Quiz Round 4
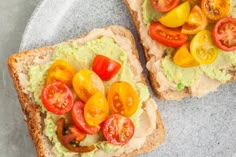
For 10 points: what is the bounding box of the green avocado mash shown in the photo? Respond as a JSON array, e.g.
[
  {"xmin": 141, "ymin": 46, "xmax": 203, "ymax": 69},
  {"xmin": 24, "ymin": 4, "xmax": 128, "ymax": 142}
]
[
  {"xmin": 28, "ymin": 37, "xmax": 149, "ymax": 157},
  {"xmin": 142, "ymin": 0, "xmax": 236, "ymax": 89},
  {"xmin": 142, "ymin": 0, "xmax": 162, "ymax": 25}
]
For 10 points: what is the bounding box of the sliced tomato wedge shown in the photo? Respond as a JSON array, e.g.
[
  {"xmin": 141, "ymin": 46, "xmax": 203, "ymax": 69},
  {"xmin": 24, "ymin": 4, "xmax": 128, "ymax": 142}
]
[
  {"xmin": 201, "ymin": 0, "xmax": 230, "ymax": 21},
  {"xmin": 56, "ymin": 118, "xmax": 95, "ymax": 153},
  {"xmin": 107, "ymin": 81, "xmax": 139, "ymax": 117},
  {"xmin": 149, "ymin": 22, "xmax": 188, "ymax": 48},
  {"xmin": 71, "ymin": 101, "xmax": 100, "ymax": 135},
  {"xmin": 190, "ymin": 30, "xmax": 219, "ymax": 64},
  {"xmin": 47, "ymin": 60, "xmax": 77, "ymax": 87},
  {"xmin": 212, "ymin": 17, "xmax": 236, "ymax": 51},
  {"xmin": 181, "ymin": 5, "xmax": 208, "ymax": 34},
  {"xmin": 41, "ymin": 81, "xmax": 73, "ymax": 115},
  {"xmin": 151, "ymin": 0, "xmax": 180, "ymax": 12},
  {"xmin": 102, "ymin": 114, "xmax": 134, "ymax": 145},
  {"xmin": 173, "ymin": 43, "xmax": 199, "ymax": 68},
  {"xmin": 72, "ymin": 69, "xmax": 105, "ymax": 102},
  {"xmin": 92, "ymin": 55, "xmax": 121, "ymax": 81},
  {"xmin": 159, "ymin": 1, "xmax": 191, "ymax": 28},
  {"xmin": 84, "ymin": 92, "xmax": 109, "ymax": 126}
]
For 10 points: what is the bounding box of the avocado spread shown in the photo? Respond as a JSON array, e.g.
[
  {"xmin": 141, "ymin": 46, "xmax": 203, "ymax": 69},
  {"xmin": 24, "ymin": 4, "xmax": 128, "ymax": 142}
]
[
  {"xmin": 142, "ymin": 0, "xmax": 236, "ymax": 90},
  {"xmin": 28, "ymin": 37, "xmax": 149, "ymax": 157}
]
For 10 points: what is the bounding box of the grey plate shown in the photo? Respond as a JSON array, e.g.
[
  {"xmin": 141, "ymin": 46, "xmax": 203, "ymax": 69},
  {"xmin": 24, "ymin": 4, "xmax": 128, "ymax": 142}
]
[{"xmin": 19, "ymin": 0, "xmax": 236, "ymax": 157}]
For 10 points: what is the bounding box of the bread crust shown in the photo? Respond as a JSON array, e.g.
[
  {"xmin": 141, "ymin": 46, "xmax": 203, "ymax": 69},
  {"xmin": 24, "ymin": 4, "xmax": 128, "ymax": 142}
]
[{"xmin": 7, "ymin": 25, "xmax": 165, "ymax": 157}]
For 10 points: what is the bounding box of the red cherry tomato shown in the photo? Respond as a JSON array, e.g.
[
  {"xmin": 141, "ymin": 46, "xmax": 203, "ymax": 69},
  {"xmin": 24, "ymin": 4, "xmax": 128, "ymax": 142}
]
[
  {"xmin": 56, "ymin": 118, "xmax": 95, "ymax": 153},
  {"xmin": 92, "ymin": 55, "xmax": 121, "ymax": 81},
  {"xmin": 212, "ymin": 17, "xmax": 236, "ymax": 51},
  {"xmin": 149, "ymin": 22, "xmax": 188, "ymax": 48},
  {"xmin": 41, "ymin": 81, "xmax": 73, "ymax": 115},
  {"xmin": 102, "ymin": 114, "xmax": 134, "ymax": 145},
  {"xmin": 150, "ymin": 0, "xmax": 180, "ymax": 12},
  {"xmin": 71, "ymin": 101, "xmax": 100, "ymax": 135}
]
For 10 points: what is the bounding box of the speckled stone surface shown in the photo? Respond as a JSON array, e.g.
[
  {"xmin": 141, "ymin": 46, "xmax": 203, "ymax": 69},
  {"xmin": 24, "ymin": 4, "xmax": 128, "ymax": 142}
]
[{"xmin": 1, "ymin": 0, "xmax": 236, "ymax": 157}]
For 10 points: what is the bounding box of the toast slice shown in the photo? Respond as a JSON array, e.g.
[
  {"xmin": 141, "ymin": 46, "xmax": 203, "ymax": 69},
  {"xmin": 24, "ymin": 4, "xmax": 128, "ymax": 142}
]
[
  {"xmin": 124, "ymin": 0, "xmax": 236, "ymax": 100},
  {"xmin": 7, "ymin": 25, "xmax": 165, "ymax": 157}
]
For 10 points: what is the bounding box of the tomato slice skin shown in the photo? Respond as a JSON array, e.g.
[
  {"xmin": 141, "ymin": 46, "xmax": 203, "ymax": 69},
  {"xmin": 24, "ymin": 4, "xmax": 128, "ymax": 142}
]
[
  {"xmin": 72, "ymin": 69, "xmax": 105, "ymax": 102},
  {"xmin": 71, "ymin": 101, "xmax": 100, "ymax": 135},
  {"xmin": 47, "ymin": 60, "xmax": 77, "ymax": 87},
  {"xmin": 201, "ymin": 0, "xmax": 230, "ymax": 21},
  {"xmin": 151, "ymin": 0, "xmax": 180, "ymax": 12},
  {"xmin": 212, "ymin": 17, "xmax": 236, "ymax": 51},
  {"xmin": 181, "ymin": 5, "xmax": 208, "ymax": 34},
  {"xmin": 41, "ymin": 81, "xmax": 74, "ymax": 115},
  {"xmin": 56, "ymin": 118, "xmax": 95, "ymax": 153},
  {"xmin": 92, "ymin": 55, "xmax": 121, "ymax": 81},
  {"xmin": 107, "ymin": 81, "xmax": 139, "ymax": 117},
  {"xmin": 102, "ymin": 114, "xmax": 134, "ymax": 145},
  {"xmin": 149, "ymin": 22, "xmax": 188, "ymax": 48},
  {"xmin": 84, "ymin": 92, "xmax": 109, "ymax": 126},
  {"xmin": 190, "ymin": 30, "xmax": 219, "ymax": 64}
]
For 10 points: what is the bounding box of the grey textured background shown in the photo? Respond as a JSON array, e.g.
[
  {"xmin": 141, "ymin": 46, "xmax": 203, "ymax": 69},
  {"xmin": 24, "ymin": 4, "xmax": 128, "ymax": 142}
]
[{"xmin": 1, "ymin": 0, "xmax": 236, "ymax": 157}]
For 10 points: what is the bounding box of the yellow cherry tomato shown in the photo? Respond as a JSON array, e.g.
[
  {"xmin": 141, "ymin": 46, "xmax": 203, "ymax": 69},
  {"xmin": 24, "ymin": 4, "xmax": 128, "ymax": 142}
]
[
  {"xmin": 84, "ymin": 92, "xmax": 109, "ymax": 126},
  {"xmin": 107, "ymin": 81, "xmax": 139, "ymax": 117},
  {"xmin": 190, "ymin": 30, "xmax": 219, "ymax": 64},
  {"xmin": 159, "ymin": 1, "xmax": 190, "ymax": 28},
  {"xmin": 47, "ymin": 60, "xmax": 77, "ymax": 87},
  {"xmin": 173, "ymin": 43, "xmax": 199, "ymax": 68},
  {"xmin": 72, "ymin": 69, "xmax": 105, "ymax": 102}
]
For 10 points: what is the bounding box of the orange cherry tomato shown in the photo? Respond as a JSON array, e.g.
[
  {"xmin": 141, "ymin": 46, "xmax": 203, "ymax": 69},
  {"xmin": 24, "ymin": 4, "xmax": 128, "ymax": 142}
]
[
  {"xmin": 102, "ymin": 114, "xmax": 134, "ymax": 145},
  {"xmin": 107, "ymin": 81, "xmax": 139, "ymax": 117},
  {"xmin": 72, "ymin": 101, "xmax": 100, "ymax": 135},
  {"xmin": 173, "ymin": 43, "xmax": 199, "ymax": 68},
  {"xmin": 181, "ymin": 5, "xmax": 208, "ymax": 34},
  {"xmin": 84, "ymin": 92, "xmax": 109, "ymax": 126},
  {"xmin": 201, "ymin": 0, "xmax": 230, "ymax": 21},
  {"xmin": 72, "ymin": 69, "xmax": 105, "ymax": 102},
  {"xmin": 92, "ymin": 55, "xmax": 121, "ymax": 81},
  {"xmin": 47, "ymin": 60, "xmax": 77, "ymax": 87}
]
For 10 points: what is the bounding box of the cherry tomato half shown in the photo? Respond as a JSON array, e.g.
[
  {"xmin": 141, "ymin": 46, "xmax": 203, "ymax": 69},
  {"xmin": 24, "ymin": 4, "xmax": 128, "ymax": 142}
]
[
  {"xmin": 151, "ymin": 0, "xmax": 180, "ymax": 12},
  {"xmin": 159, "ymin": 1, "xmax": 190, "ymax": 28},
  {"xmin": 190, "ymin": 30, "xmax": 219, "ymax": 64},
  {"xmin": 181, "ymin": 5, "xmax": 208, "ymax": 34},
  {"xmin": 107, "ymin": 81, "xmax": 139, "ymax": 117},
  {"xmin": 72, "ymin": 101, "xmax": 100, "ymax": 135},
  {"xmin": 173, "ymin": 43, "xmax": 199, "ymax": 68},
  {"xmin": 92, "ymin": 55, "xmax": 121, "ymax": 81},
  {"xmin": 201, "ymin": 0, "xmax": 230, "ymax": 21},
  {"xmin": 212, "ymin": 17, "xmax": 236, "ymax": 51},
  {"xmin": 56, "ymin": 118, "xmax": 95, "ymax": 153},
  {"xmin": 102, "ymin": 114, "xmax": 134, "ymax": 145},
  {"xmin": 149, "ymin": 22, "xmax": 188, "ymax": 48},
  {"xmin": 41, "ymin": 81, "xmax": 73, "ymax": 115},
  {"xmin": 72, "ymin": 69, "xmax": 105, "ymax": 102},
  {"xmin": 47, "ymin": 60, "xmax": 77, "ymax": 87},
  {"xmin": 84, "ymin": 92, "xmax": 109, "ymax": 126}
]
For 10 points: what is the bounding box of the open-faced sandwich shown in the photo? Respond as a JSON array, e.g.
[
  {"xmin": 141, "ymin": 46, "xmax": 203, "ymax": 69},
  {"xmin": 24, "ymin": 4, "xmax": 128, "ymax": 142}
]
[
  {"xmin": 124, "ymin": 0, "xmax": 236, "ymax": 100},
  {"xmin": 7, "ymin": 25, "xmax": 165, "ymax": 157}
]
